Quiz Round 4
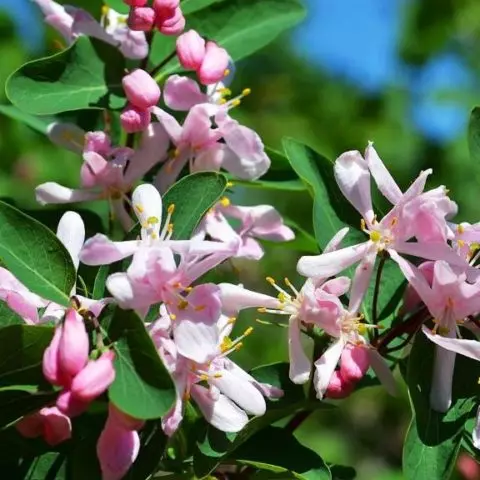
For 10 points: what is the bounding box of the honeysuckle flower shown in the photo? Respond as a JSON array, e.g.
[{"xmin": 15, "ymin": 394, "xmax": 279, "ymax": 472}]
[
  {"xmin": 36, "ymin": 124, "xmax": 170, "ymax": 231},
  {"xmin": 450, "ymin": 221, "xmax": 480, "ymax": 262},
  {"xmin": 32, "ymin": 1, "xmax": 148, "ymax": 59},
  {"xmin": 153, "ymin": 307, "xmax": 281, "ymax": 435},
  {"xmin": 390, "ymin": 255, "xmax": 480, "ymax": 412},
  {"xmin": 297, "ymin": 143, "xmax": 465, "ymax": 304},
  {"xmin": 195, "ymin": 200, "xmax": 295, "ymax": 260}
]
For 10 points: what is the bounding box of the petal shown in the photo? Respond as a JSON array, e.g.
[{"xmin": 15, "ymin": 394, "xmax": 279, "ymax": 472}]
[
  {"xmin": 288, "ymin": 317, "xmax": 311, "ymax": 384},
  {"xmin": 473, "ymin": 406, "xmax": 480, "ymax": 449},
  {"xmin": 151, "ymin": 106, "xmax": 183, "ymax": 144},
  {"xmin": 182, "ymin": 104, "xmax": 219, "ymax": 149},
  {"xmin": 173, "ymin": 319, "xmax": 219, "ymax": 364},
  {"xmin": 297, "ymin": 242, "xmax": 370, "ymax": 278},
  {"xmin": 131, "ymin": 184, "xmax": 162, "ymax": 237},
  {"xmin": 218, "ymin": 283, "xmax": 279, "ymax": 317},
  {"xmin": 429, "ymin": 342, "xmax": 455, "ymax": 413},
  {"xmin": 81, "ymin": 235, "xmax": 139, "ymax": 266},
  {"xmin": 423, "ymin": 326, "xmax": 480, "ymax": 362},
  {"xmin": 6, "ymin": 291, "xmax": 40, "ymax": 324},
  {"xmin": 154, "ymin": 154, "xmax": 189, "ymax": 194},
  {"xmin": 365, "ymin": 142, "xmax": 402, "ymax": 205},
  {"xmin": 402, "ymin": 169, "xmax": 432, "ymax": 202},
  {"xmin": 334, "ymin": 150, "xmax": 373, "ymax": 223},
  {"xmin": 323, "ymin": 227, "xmax": 350, "ymax": 254},
  {"xmin": 164, "ymin": 75, "xmax": 206, "ymax": 111},
  {"xmin": 47, "ymin": 122, "xmax": 85, "ymax": 154},
  {"xmin": 348, "ymin": 247, "xmax": 376, "ymax": 312},
  {"xmin": 56, "ymin": 211, "xmax": 85, "ymax": 271},
  {"xmin": 106, "ymin": 273, "xmax": 136, "ymax": 308},
  {"xmin": 190, "ymin": 385, "xmax": 248, "ymax": 433},
  {"xmin": 313, "ymin": 339, "xmax": 345, "ymax": 400},
  {"xmin": 117, "ymin": 29, "xmax": 149, "ymax": 60},
  {"xmin": 367, "ymin": 349, "xmax": 398, "ymax": 396},
  {"xmin": 71, "ymin": 9, "xmax": 116, "ymax": 45},
  {"xmin": 394, "ymin": 241, "xmax": 468, "ymax": 269},
  {"xmin": 35, "ymin": 183, "xmax": 100, "ymax": 205},
  {"xmin": 210, "ymin": 370, "xmax": 266, "ymax": 416}
]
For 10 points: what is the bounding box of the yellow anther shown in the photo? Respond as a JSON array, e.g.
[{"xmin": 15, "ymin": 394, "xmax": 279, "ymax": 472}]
[
  {"xmin": 168, "ymin": 204, "xmax": 175, "ymax": 215},
  {"xmin": 151, "ymin": 233, "xmax": 158, "ymax": 240},
  {"xmin": 438, "ymin": 326, "xmax": 450, "ymax": 335},
  {"xmin": 221, "ymin": 337, "xmax": 233, "ymax": 352},
  {"xmin": 228, "ymin": 317, "xmax": 236, "ymax": 324},
  {"xmin": 457, "ymin": 239, "xmax": 465, "ymax": 248},
  {"xmin": 177, "ymin": 299, "xmax": 189, "ymax": 310},
  {"xmin": 169, "ymin": 314, "xmax": 177, "ymax": 321},
  {"xmin": 257, "ymin": 307, "xmax": 267, "ymax": 313},
  {"xmin": 220, "ymin": 196, "xmax": 231, "ymax": 207},
  {"xmin": 244, "ymin": 327, "xmax": 254, "ymax": 336},
  {"xmin": 195, "ymin": 305, "xmax": 205, "ymax": 312},
  {"xmin": 235, "ymin": 342, "xmax": 243, "ymax": 351},
  {"xmin": 147, "ymin": 216, "xmax": 159, "ymax": 225},
  {"xmin": 135, "ymin": 204, "xmax": 144, "ymax": 214},
  {"xmin": 231, "ymin": 99, "xmax": 241, "ymax": 108},
  {"xmin": 370, "ymin": 231, "xmax": 381, "ymax": 242},
  {"xmin": 183, "ymin": 391, "xmax": 191, "ymax": 401},
  {"xmin": 266, "ymin": 276, "xmax": 275, "ymax": 285},
  {"xmin": 199, "ymin": 374, "xmax": 209, "ymax": 382},
  {"xmin": 173, "ymin": 147, "xmax": 180, "ymax": 158},
  {"xmin": 167, "ymin": 223, "xmax": 174, "ymax": 233},
  {"xmin": 390, "ymin": 216, "xmax": 398, "ymax": 227},
  {"xmin": 360, "ymin": 218, "xmax": 366, "ymax": 231},
  {"xmin": 172, "ymin": 282, "xmax": 182, "ymax": 289},
  {"xmin": 457, "ymin": 224, "xmax": 465, "ymax": 234},
  {"xmin": 101, "ymin": 5, "xmax": 110, "ymax": 16},
  {"xmin": 224, "ymin": 69, "xmax": 231, "ymax": 77},
  {"xmin": 184, "ymin": 287, "xmax": 193, "ymax": 293},
  {"xmin": 213, "ymin": 373, "xmax": 223, "ymax": 378},
  {"xmin": 219, "ymin": 98, "xmax": 228, "ymax": 105},
  {"xmin": 226, "ymin": 181, "xmax": 234, "ymax": 188},
  {"xmin": 277, "ymin": 292, "xmax": 287, "ymax": 303},
  {"xmin": 242, "ymin": 88, "xmax": 251, "ymax": 96},
  {"xmin": 284, "ymin": 277, "xmax": 292, "ymax": 287},
  {"xmin": 471, "ymin": 242, "xmax": 480, "ymax": 252},
  {"xmin": 218, "ymin": 87, "xmax": 232, "ymax": 96},
  {"xmin": 357, "ymin": 324, "xmax": 366, "ymax": 335}
]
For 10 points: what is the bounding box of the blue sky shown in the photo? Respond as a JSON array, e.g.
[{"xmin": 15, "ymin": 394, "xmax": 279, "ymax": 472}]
[{"xmin": 2, "ymin": 0, "xmax": 473, "ymax": 143}]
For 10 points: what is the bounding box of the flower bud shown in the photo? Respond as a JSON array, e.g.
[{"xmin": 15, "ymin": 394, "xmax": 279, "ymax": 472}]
[
  {"xmin": 176, "ymin": 30, "xmax": 206, "ymax": 70},
  {"xmin": 198, "ymin": 41, "xmax": 229, "ymax": 85},
  {"xmin": 56, "ymin": 389, "xmax": 90, "ymax": 418},
  {"xmin": 339, "ymin": 345, "xmax": 370, "ymax": 383},
  {"xmin": 16, "ymin": 412, "xmax": 43, "ymax": 438},
  {"xmin": 123, "ymin": 0, "xmax": 147, "ymax": 6},
  {"xmin": 71, "ymin": 350, "xmax": 116, "ymax": 402},
  {"xmin": 128, "ymin": 7, "xmax": 156, "ymax": 31},
  {"xmin": 122, "ymin": 69, "xmax": 161, "ymax": 109},
  {"xmin": 120, "ymin": 105, "xmax": 151, "ymax": 133},
  {"xmin": 84, "ymin": 131, "xmax": 111, "ymax": 155},
  {"xmin": 40, "ymin": 407, "xmax": 72, "ymax": 446},
  {"xmin": 157, "ymin": 7, "xmax": 185, "ymax": 35},
  {"xmin": 58, "ymin": 309, "xmax": 89, "ymax": 379},
  {"xmin": 153, "ymin": 0, "xmax": 180, "ymax": 12},
  {"xmin": 325, "ymin": 371, "xmax": 355, "ymax": 399},
  {"xmin": 42, "ymin": 326, "xmax": 63, "ymax": 386}
]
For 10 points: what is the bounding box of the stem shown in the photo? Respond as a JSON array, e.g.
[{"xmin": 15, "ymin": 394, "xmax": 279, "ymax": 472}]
[
  {"xmin": 151, "ymin": 50, "xmax": 177, "ymax": 79},
  {"xmin": 285, "ymin": 410, "xmax": 311, "ymax": 432},
  {"xmin": 372, "ymin": 255, "xmax": 386, "ymax": 327},
  {"xmin": 140, "ymin": 31, "xmax": 154, "ymax": 70}
]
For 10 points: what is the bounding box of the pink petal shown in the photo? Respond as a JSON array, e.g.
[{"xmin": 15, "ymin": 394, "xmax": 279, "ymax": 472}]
[
  {"xmin": 164, "ymin": 75, "xmax": 206, "ymax": 111},
  {"xmin": 288, "ymin": 316, "xmax": 311, "ymax": 384},
  {"xmin": 313, "ymin": 339, "xmax": 345, "ymax": 399},
  {"xmin": 173, "ymin": 319, "xmax": 219, "ymax": 364},
  {"xmin": 47, "ymin": 122, "xmax": 85, "ymax": 154},
  {"xmin": 348, "ymin": 247, "xmax": 377, "ymax": 312},
  {"xmin": 218, "ymin": 283, "xmax": 279, "ymax": 316},
  {"xmin": 81, "ymin": 235, "xmax": 139, "ymax": 266},
  {"xmin": 402, "ymin": 169, "xmax": 432, "ymax": 202},
  {"xmin": 334, "ymin": 150, "xmax": 373, "ymax": 223},
  {"xmin": 365, "ymin": 142, "xmax": 402, "ymax": 205},
  {"xmin": 40, "ymin": 407, "xmax": 72, "ymax": 446},
  {"xmin": 35, "ymin": 183, "xmax": 100, "ymax": 205},
  {"xmin": 323, "ymin": 227, "xmax": 350, "ymax": 253},
  {"xmin": 151, "ymin": 106, "xmax": 183, "ymax": 144}
]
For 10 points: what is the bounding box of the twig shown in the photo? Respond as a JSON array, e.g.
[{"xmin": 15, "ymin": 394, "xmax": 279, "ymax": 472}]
[
  {"xmin": 372, "ymin": 255, "xmax": 386, "ymax": 329},
  {"xmin": 151, "ymin": 50, "xmax": 177, "ymax": 79}
]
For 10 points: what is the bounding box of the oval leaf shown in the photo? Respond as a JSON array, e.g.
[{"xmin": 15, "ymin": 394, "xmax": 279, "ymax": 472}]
[
  {"xmin": 6, "ymin": 37, "xmax": 125, "ymax": 115},
  {"xmin": 0, "ymin": 201, "xmax": 76, "ymax": 306}
]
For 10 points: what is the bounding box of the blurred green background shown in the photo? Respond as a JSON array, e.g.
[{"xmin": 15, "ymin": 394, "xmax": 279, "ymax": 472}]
[{"xmin": 1, "ymin": 0, "xmax": 480, "ymax": 478}]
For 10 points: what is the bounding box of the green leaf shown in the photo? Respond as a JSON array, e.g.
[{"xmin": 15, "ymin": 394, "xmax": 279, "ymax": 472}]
[
  {"xmin": 282, "ymin": 138, "xmax": 364, "ymax": 250},
  {"xmin": 6, "ymin": 37, "xmax": 125, "ymax": 115},
  {"xmin": 234, "ymin": 427, "xmax": 331, "ymax": 480},
  {"xmin": 403, "ymin": 331, "xmax": 479, "ymax": 479},
  {"xmin": 182, "ymin": 0, "xmax": 226, "ymax": 15},
  {"xmin": 261, "ymin": 219, "xmax": 318, "ymax": 254},
  {"xmin": 0, "ymin": 200, "xmax": 76, "ymax": 306},
  {"xmin": 104, "ymin": 0, "xmax": 129, "ymax": 14},
  {"xmin": 232, "ymin": 178, "xmax": 307, "ymax": 192},
  {"xmin": 468, "ymin": 107, "xmax": 480, "ymax": 164},
  {"xmin": 0, "ymin": 325, "xmax": 54, "ymax": 388},
  {"xmin": 163, "ymin": 172, "xmax": 227, "ymax": 240},
  {"xmin": 152, "ymin": 0, "xmax": 306, "ymax": 77},
  {"xmin": 0, "ymin": 105, "xmax": 50, "ymax": 134},
  {"xmin": 107, "ymin": 308, "xmax": 176, "ymax": 420},
  {"xmin": 0, "ymin": 301, "xmax": 24, "ymax": 327},
  {"xmin": 26, "ymin": 452, "xmax": 66, "ymax": 480},
  {"xmin": 92, "ymin": 265, "xmax": 109, "ymax": 300}
]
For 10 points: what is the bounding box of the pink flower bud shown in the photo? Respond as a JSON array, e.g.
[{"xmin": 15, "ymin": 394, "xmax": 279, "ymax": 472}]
[
  {"xmin": 153, "ymin": 0, "xmax": 180, "ymax": 12},
  {"xmin": 128, "ymin": 7, "xmax": 156, "ymax": 31},
  {"xmin": 71, "ymin": 350, "xmax": 116, "ymax": 402},
  {"xmin": 124, "ymin": 0, "xmax": 147, "ymax": 6},
  {"xmin": 16, "ymin": 412, "xmax": 43, "ymax": 438},
  {"xmin": 56, "ymin": 389, "xmax": 90, "ymax": 418},
  {"xmin": 42, "ymin": 326, "xmax": 63, "ymax": 386},
  {"xmin": 40, "ymin": 407, "xmax": 72, "ymax": 446},
  {"xmin": 122, "ymin": 69, "xmax": 161, "ymax": 110},
  {"xmin": 457, "ymin": 453, "xmax": 480, "ymax": 480},
  {"xmin": 58, "ymin": 309, "xmax": 89, "ymax": 379},
  {"xmin": 176, "ymin": 30, "xmax": 206, "ymax": 70},
  {"xmin": 325, "ymin": 371, "xmax": 355, "ymax": 399},
  {"xmin": 198, "ymin": 41, "xmax": 229, "ymax": 85},
  {"xmin": 120, "ymin": 105, "xmax": 151, "ymax": 133},
  {"xmin": 156, "ymin": 7, "xmax": 185, "ymax": 35},
  {"xmin": 85, "ymin": 131, "xmax": 110, "ymax": 154},
  {"xmin": 109, "ymin": 403, "xmax": 145, "ymax": 431},
  {"xmin": 97, "ymin": 419, "xmax": 141, "ymax": 480},
  {"xmin": 339, "ymin": 345, "xmax": 370, "ymax": 383}
]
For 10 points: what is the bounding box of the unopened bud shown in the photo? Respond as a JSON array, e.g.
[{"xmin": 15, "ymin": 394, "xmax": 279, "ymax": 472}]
[
  {"xmin": 339, "ymin": 345, "xmax": 370, "ymax": 383},
  {"xmin": 122, "ymin": 69, "xmax": 161, "ymax": 109},
  {"xmin": 71, "ymin": 350, "xmax": 116, "ymax": 402},
  {"xmin": 325, "ymin": 371, "xmax": 355, "ymax": 399},
  {"xmin": 42, "ymin": 326, "xmax": 63, "ymax": 386},
  {"xmin": 176, "ymin": 30, "xmax": 206, "ymax": 70},
  {"xmin": 56, "ymin": 389, "xmax": 90, "ymax": 418},
  {"xmin": 39, "ymin": 407, "xmax": 72, "ymax": 446},
  {"xmin": 58, "ymin": 309, "xmax": 89, "ymax": 379},
  {"xmin": 15, "ymin": 412, "xmax": 43, "ymax": 439},
  {"xmin": 120, "ymin": 104, "xmax": 151, "ymax": 133},
  {"xmin": 198, "ymin": 41, "xmax": 229, "ymax": 85},
  {"xmin": 153, "ymin": 0, "xmax": 180, "ymax": 12},
  {"xmin": 156, "ymin": 7, "xmax": 185, "ymax": 35},
  {"xmin": 123, "ymin": 0, "xmax": 147, "ymax": 6},
  {"xmin": 128, "ymin": 7, "xmax": 156, "ymax": 31}
]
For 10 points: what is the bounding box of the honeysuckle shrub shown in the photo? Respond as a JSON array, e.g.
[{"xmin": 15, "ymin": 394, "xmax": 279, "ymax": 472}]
[{"xmin": 1, "ymin": 0, "xmax": 480, "ymax": 479}]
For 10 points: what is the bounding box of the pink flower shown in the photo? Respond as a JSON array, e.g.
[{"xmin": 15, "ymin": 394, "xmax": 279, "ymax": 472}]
[
  {"xmin": 122, "ymin": 69, "xmax": 161, "ymax": 110},
  {"xmin": 392, "ymin": 256, "xmax": 480, "ymax": 412},
  {"xmin": 71, "ymin": 350, "xmax": 116, "ymax": 402},
  {"xmin": 198, "ymin": 41, "xmax": 230, "ymax": 85},
  {"xmin": 177, "ymin": 30, "xmax": 206, "ymax": 70},
  {"xmin": 128, "ymin": 7, "xmax": 156, "ymax": 31},
  {"xmin": 297, "ymin": 143, "xmax": 465, "ymax": 307}
]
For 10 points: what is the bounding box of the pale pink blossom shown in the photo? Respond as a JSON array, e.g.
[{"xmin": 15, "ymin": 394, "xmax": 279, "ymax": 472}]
[
  {"xmin": 177, "ymin": 30, "xmax": 206, "ymax": 70},
  {"xmin": 198, "ymin": 41, "xmax": 230, "ymax": 85},
  {"xmin": 122, "ymin": 69, "xmax": 161, "ymax": 110}
]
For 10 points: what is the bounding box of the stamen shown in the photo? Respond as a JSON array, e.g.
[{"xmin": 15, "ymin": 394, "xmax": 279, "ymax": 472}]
[
  {"xmin": 219, "ymin": 196, "xmax": 230, "ymax": 207},
  {"xmin": 195, "ymin": 305, "xmax": 205, "ymax": 312},
  {"xmin": 224, "ymin": 69, "xmax": 231, "ymax": 77},
  {"xmin": 101, "ymin": 5, "xmax": 110, "ymax": 16},
  {"xmin": 360, "ymin": 218, "xmax": 366, "ymax": 231},
  {"xmin": 168, "ymin": 204, "xmax": 175, "ymax": 215},
  {"xmin": 242, "ymin": 88, "xmax": 251, "ymax": 96},
  {"xmin": 226, "ymin": 181, "xmax": 234, "ymax": 188},
  {"xmin": 169, "ymin": 314, "xmax": 177, "ymax": 321},
  {"xmin": 370, "ymin": 231, "xmax": 381, "ymax": 242},
  {"xmin": 266, "ymin": 276, "xmax": 275, "ymax": 285},
  {"xmin": 457, "ymin": 224, "xmax": 465, "ymax": 234},
  {"xmin": 135, "ymin": 204, "xmax": 144, "ymax": 214},
  {"xmin": 177, "ymin": 299, "xmax": 189, "ymax": 310},
  {"xmin": 284, "ymin": 278, "xmax": 299, "ymax": 296}
]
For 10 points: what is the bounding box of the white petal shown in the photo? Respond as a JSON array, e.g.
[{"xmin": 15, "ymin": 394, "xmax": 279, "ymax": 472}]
[
  {"xmin": 218, "ymin": 283, "xmax": 279, "ymax": 317},
  {"xmin": 429, "ymin": 343, "xmax": 455, "ymax": 413},
  {"xmin": 323, "ymin": 227, "xmax": 349, "ymax": 254},
  {"xmin": 47, "ymin": 122, "xmax": 85, "ymax": 154},
  {"xmin": 56, "ymin": 211, "xmax": 85, "ymax": 271},
  {"xmin": 131, "ymin": 184, "xmax": 163, "ymax": 239},
  {"xmin": 191, "ymin": 385, "xmax": 248, "ymax": 433},
  {"xmin": 106, "ymin": 273, "xmax": 135, "ymax": 308},
  {"xmin": 422, "ymin": 326, "xmax": 480, "ymax": 362},
  {"xmin": 314, "ymin": 339, "xmax": 344, "ymax": 399},
  {"xmin": 348, "ymin": 247, "xmax": 376, "ymax": 312},
  {"xmin": 288, "ymin": 317, "xmax": 311, "ymax": 384},
  {"xmin": 173, "ymin": 320, "xmax": 219, "ymax": 364},
  {"xmin": 35, "ymin": 183, "xmax": 100, "ymax": 205}
]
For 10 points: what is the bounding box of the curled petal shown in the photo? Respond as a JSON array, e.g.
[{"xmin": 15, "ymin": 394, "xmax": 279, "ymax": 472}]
[
  {"xmin": 314, "ymin": 339, "xmax": 345, "ymax": 400},
  {"xmin": 422, "ymin": 326, "xmax": 480, "ymax": 362},
  {"xmin": 288, "ymin": 316, "xmax": 311, "ymax": 384},
  {"xmin": 164, "ymin": 75, "xmax": 206, "ymax": 111},
  {"xmin": 81, "ymin": 235, "xmax": 139, "ymax": 265}
]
